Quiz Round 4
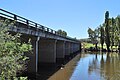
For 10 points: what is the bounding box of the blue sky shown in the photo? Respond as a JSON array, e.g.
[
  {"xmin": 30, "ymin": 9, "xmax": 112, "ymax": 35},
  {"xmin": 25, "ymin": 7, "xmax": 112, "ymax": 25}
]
[{"xmin": 0, "ymin": 0, "xmax": 120, "ymax": 39}]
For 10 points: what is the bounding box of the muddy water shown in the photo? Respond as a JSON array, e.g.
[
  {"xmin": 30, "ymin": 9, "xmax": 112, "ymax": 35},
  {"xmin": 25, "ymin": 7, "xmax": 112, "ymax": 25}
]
[{"xmin": 48, "ymin": 52, "xmax": 120, "ymax": 80}]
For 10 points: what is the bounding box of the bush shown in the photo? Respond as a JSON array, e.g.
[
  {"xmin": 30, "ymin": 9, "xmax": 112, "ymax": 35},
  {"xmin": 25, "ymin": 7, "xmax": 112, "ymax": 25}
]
[{"xmin": 0, "ymin": 20, "xmax": 32, "ymax": 79}]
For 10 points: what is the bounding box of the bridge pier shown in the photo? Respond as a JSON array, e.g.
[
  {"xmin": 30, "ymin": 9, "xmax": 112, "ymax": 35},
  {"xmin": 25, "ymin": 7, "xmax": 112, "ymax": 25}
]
[
  {"xmin": 73, "ymin": 43, "xmax": 79, "ymax": 53},
  {"xmin": 28, "ymin": 37, "xmax": 37, "ymax": 73},
  {"xmin": 56, "ymin": 41, "xmax": 65, "ymax": 62},
  {"xmin": 65, "ymin": 42, "xmax": 71, "ymax": 56},
  {"xmin": 20, "ymin": 36, "xmax": 38, "ymax": 73},
  {"xmin": 38, "ymin": 38, "xmax": 56, "ymax": 63},
  {"xmin": 70, "ymin": 43, "xmax": 74, "ymax": 54}
]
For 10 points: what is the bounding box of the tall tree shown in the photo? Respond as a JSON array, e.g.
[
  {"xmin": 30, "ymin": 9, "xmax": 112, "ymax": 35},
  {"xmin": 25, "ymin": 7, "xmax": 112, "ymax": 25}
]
[
  {"xmin": 100, "ymin": 25, "xmax": 104, "ymax": 51},
  {"xmin": 116, "ymin": 16, "xmax": 120, "ymax": 52},
  {"xmin": 105, "ymin": 11, "xmax": 110, "ymax": 52},
  {"xmin": 110, "ymin": 17, "xmax": 115, "ymax": 51}
]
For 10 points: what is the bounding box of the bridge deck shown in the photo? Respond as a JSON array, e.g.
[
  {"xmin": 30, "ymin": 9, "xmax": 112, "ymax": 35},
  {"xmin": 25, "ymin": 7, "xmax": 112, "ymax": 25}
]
[{"xmin": 0, "ymin": 8, "xmax": 80, "ymax": 43}]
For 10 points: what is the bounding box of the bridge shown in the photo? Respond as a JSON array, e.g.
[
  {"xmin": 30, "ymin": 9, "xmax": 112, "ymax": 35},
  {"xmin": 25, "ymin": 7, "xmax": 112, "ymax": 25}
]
[{"xmin": 0, "ymin": 8, "xmax": 81, "ymax": 73}]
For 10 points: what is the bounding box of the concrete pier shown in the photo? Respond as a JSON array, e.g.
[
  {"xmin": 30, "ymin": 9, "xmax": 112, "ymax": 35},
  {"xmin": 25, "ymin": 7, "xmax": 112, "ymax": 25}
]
[
  {"xmin": 65, "ymin": 42, "xmax": 71, "ymax": 56},
  {"xmin": 38, "ymin": 38, "xmax": 56, "ymax": 63},
  {"xmin": 56, "ymin": 41, "xmax": 65, "ymax": 59}
]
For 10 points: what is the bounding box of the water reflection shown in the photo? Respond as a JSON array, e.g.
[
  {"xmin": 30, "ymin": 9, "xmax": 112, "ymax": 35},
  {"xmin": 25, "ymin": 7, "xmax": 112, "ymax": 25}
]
[
  {"xmin": 28, "ymin": 53, "xmax": 120, "ymax": 80},
  {"xmin": 70, "ymin": 52, "xmax": 120, "ymax": 80}
]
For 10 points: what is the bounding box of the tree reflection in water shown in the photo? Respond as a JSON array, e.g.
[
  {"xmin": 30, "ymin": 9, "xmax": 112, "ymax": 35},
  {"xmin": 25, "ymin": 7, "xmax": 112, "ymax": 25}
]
[{"xmin": 88, "ymin": 52, "xmax": 120, "ymax": 80}]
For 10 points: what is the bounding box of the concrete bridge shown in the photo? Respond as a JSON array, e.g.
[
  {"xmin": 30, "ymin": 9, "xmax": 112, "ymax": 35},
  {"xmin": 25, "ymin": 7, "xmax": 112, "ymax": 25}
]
[{"xmin": 0, "ymin": 8, "xmax": 81, "ymax": 73}]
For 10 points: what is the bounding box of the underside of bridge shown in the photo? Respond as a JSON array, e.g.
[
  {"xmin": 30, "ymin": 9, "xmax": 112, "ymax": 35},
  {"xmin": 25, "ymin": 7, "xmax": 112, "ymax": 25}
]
[{"xmin": 20, "ymin": 35, "xmax": 81, "ymax": 73}]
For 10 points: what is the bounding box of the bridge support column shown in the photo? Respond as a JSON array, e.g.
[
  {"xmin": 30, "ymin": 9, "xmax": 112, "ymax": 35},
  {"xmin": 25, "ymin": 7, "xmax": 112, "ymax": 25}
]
[
  {"xmin": 72, "ymin": 43, "xmax": 80, "ymax": 53},
  {"xmin": 35, "ymin": 37, "xmax": 40, "ymax": 72},
  {"xmin": 79, "ymin": 43, "xmax": 82, "ymax": 52},
  {"xmin": 56, "ymin": 41, "xmax": 65, "ymax": 59},
  {"xmin": 65, "ymin": 42, "xmax": 71, "ymax": 56},
  {"xmin": 39, "ymin": 39, "xmax": 56, "ymax": 63},
  {"xmin": 23, "ymin": 37, "xmax": 37, "ymax": 73},
  {"xmin": 77, "ymin": 43, "xmax": 80, "ymax": 52},
  {"xmin": 70, "ymin": 43, "xmax": 74, "ymax": 54},
  {"xmin": 20, "ymin": 36, "xmax": 38, "ymax": 73},
  {"xmin": 74, "ymin": 43, "xmax": 78, "ymax": 52}
]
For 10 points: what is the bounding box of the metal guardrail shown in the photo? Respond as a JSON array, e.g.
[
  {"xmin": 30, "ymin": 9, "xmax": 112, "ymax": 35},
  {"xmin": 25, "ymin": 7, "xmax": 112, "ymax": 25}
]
[{"xmin": 0, "ymin": 8, "xmax": 79, "ymax": 42}]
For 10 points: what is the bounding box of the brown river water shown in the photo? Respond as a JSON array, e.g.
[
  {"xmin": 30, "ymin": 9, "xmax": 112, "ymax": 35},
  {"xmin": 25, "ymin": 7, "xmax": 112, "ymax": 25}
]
[
  {"xmin": 49, "ymin": 52, "xmax": 120, "ymax": 80},
  {"xmin": 28, "ymin": 52, "xmax": 120, "ymax": 80}
]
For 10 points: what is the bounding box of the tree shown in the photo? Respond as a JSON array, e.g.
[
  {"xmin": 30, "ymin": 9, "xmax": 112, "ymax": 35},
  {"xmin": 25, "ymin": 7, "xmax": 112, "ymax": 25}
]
[
  {"xmin": 105, "ymin": 11, "xmax": 110, "ymax": 52},
  {"xmin": 0, "ymin": 20, "xmax": 32, "ymax": 79},
  {"xmin": 62, "ymin": 31, "xmax": 67, "ymax": 37},
  {"xmin": 100, "ymin": 25, "xmax": 104, "ymax": 51},
  {"xmin": 57, "ymin": 29, "xmax": 67, "ymax": 37},
  {"xmin": 57, "ymin": 29, "xmax": 62, "ymax": 35},
  {"xmin": 115, "ymin": 15, "xmax": 120, "ymax": 52},
  {"xmin": 88, "ymin": 28, "xmax": 98, "ymax": 50},
  {"xmin": 110, "ymin": 17, "xmax": 115, "ymax": 51}
]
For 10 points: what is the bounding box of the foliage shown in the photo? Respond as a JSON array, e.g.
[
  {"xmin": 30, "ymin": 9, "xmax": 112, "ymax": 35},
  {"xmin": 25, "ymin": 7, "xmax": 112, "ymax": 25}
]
[
  {"xmin": 87, "ymin": 27, "xmax": 99, "ymax": 50},
  {"xmin": 105, "ymin": 11, "xmax": 110, "ymax": 51},
  {"xmin": 0, "ymin": 20, "xmax": 32, "ymax": 80},
  {"xmin": 82, "ymin": 42, "xmax": 95, "ymax": 49},
  {"xmin": 87, "ymin": 11, "xmax": 120, "ymax": 52},
  {"xmin": 100, "ymin": 25, "xmax": 104, "ymax": 51},
  {"xmin": 57, "ymin": 29, "xmax": 67, "ymax": 37}
]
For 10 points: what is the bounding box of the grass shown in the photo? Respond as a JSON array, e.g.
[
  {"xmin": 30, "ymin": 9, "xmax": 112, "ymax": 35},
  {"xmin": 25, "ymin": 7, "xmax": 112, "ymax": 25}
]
[
  {"xmin": 82, "ymin": 42, "xmax": 94, "ymax": 49},
  {"xmin": 82, "ymin": 42, "xmax": 118, "ymax": 50}
]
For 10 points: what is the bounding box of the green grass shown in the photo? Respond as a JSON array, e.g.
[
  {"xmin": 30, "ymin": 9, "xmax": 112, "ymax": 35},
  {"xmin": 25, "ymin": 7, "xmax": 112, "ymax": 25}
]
[
  {"xmin": 82, "ymin": 42, "xmax": 118, "ymax": 50},
  {"xmin": 82, "ymin": 42, "xmax": 95, "ymax": 49}
]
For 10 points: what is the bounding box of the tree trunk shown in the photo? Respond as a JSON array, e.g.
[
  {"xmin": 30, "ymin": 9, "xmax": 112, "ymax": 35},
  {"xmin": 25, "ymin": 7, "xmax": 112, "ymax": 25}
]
[
  {"xmin": 118, "ymin": 41, "xmax": 120, "ymax": 53},
  {"xmin": 107, "ymin": 45, "xmax": 110, "ymax": 52},
  {"xmin": 95, "ymin": 43, "xmax": 98, "ymax": 51},
  {"xmin": 101, "ymin": 44, "xmax": 103, "ymax": 52}
]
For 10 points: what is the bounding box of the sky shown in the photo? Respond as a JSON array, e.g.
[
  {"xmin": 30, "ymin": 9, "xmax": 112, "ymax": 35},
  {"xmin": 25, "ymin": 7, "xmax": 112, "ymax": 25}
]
[{"xmin": 0, "ymin": 0, "xmax": 120, "ymax": 39}]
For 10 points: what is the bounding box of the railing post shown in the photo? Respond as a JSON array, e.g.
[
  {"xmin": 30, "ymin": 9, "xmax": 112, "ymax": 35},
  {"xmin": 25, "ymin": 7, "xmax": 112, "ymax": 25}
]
[
  {"xmin": 14, "ymin": 15, "xmax": 17, "ymax": 20},
  {"xmin": 26, "ymin": 20, "xmax": 29, "ymax": 28},
  {"xmin": 35, "ymin": 23, "xmax": 37, "ymax": 28},
  {"xmin": 41, "ymin": 26, "xmax": 44, "ymax": 32},
  {"xmin": 51, "ymin": 29, "xmax": 53, "ymax": 33},
  {"xmin": 47, "ymin": 28, "xmax": 49, "ymax": 32},
  {"xmin": 55, "ymin": 31, "xmax": 57, "ymax": 35},
  {"xmin": 14, "ymin": 15, "xmax": 17, "ymax": 26}
]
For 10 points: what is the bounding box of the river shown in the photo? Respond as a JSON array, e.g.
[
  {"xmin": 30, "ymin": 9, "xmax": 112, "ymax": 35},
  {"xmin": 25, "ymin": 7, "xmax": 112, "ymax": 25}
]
[
  {"xmin": 48, "ymin": 52, "xmax": 120, "ymax": 80},
  {"xmin": 28, "ymin": 52, "xmax": 120, "ymax": 80}
]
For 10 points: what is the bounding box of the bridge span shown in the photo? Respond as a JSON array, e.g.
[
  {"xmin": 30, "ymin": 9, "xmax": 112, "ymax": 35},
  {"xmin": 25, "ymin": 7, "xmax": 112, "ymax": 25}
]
[{"xmin": 0, "ymin": 8, "xmax": 81, "ymax": 73}]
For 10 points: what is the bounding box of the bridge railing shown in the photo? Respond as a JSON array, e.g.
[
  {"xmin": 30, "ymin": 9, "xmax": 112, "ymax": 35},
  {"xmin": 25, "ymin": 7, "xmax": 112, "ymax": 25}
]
[
  {"xmin": 0, "ymin": 9, "xmax": 62, "ymax": 35},
  {"xmin": 0, "ymin": 8, "xmax": 79, "ymax": 42}
]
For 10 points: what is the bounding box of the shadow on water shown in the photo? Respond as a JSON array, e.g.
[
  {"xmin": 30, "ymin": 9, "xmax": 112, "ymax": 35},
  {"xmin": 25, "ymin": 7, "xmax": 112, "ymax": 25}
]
[
  {"xmin": 26, "ymin": 51, "xmax": 80, "ymax": 80},
  {"xmin": 22, "ymin": 51, "xmax": 120, "ymax": 80}
]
